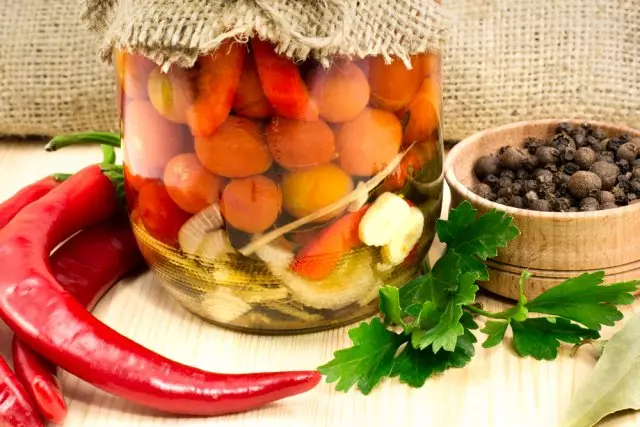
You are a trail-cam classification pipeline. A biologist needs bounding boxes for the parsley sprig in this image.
[318,201,640,394]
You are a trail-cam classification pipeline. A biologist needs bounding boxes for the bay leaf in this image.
[563,314,640,427]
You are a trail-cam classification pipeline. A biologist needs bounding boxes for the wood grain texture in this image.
[0,142,638,427]
[445,119,640,300]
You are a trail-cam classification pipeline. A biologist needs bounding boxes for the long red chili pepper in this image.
[0,356,43,426]
[0,176,60,228]
[0,164,321,416]
[12,219,143,424]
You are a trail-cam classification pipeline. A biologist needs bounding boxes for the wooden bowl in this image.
[445,119,640,300]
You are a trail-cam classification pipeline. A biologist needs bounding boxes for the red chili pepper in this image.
[12,219,143,424]
[0,356,44,426]
[0,176,60,228]
[0,164,320,416]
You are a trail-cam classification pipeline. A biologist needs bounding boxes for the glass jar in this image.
[116,41,444,333]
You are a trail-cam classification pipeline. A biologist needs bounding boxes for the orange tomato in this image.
[220,176,282,233]
[337,108,402,176]
[368,56,423,112]
[308,61,370,123]
[138,181,192,247]
[187,41,245,137]
[122,100,190,186]
[195,116,273,178]
[163,153,224,214]
[147,67,195,123]
[399,76,440,145]
[281,163,354,222]
[232,54,273,119]
[266,117,336,170]
[114,51,156,100]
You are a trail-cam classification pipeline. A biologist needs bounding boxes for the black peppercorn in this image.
[511,182,524,195]
[612,186,627,205]
[590,128,606,140]
[562,162,580,175]
[617,159,631,174]
[516,169,530,180]
[497,187,512,199]
[596,152,615,163]
[525,190,539,203]
[535,169,553,183]
[484,174,499,185]
[590,161,620,190]
[617,142,638,163]
[523,137,544,155]
[498,146,529,170]
[496,197,508,205]
[597,190,616,204]
[509,196,525,209]
[579,197,599,212]
[474,155,500,180]
[472,183,492,199]
[498,176,513,188]
[486,192,497,201]
[524,180,537,192]
[589,136,607,152]
[617,175,632,192]
[630,179,640,194]
[553,197,572,212]
[572,127,587,146]
[536,146,559,166]
[608,138,623,153]
[500,170,516,180]
[600,202,618,210]
[574,147,596,170]
[563,142,577,161]
[556,122,573,134]
[544,164,559,173]
[529,199,551,211]
[568,207,579,212]
[568,171,602,199]
[522,155,539,171]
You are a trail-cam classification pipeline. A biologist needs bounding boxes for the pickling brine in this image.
[117,40,444,333]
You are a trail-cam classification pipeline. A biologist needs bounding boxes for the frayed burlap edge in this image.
[81,0,449,69]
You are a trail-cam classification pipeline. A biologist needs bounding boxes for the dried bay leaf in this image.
[563,314,640,427]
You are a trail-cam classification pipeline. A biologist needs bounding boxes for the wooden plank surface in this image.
[0,142,638,427]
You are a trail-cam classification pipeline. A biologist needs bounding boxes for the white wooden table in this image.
[0,142,638,427]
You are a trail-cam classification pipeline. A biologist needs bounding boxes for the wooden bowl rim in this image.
[445,118,640,219]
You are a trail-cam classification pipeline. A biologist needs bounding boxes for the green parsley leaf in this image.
[526,272,640,330]
[481,321,509,348]
[412,303,463,352]
[398,251,461,309]
[318,318,406,394]
[378,286,405,327]
[511,317,600,360]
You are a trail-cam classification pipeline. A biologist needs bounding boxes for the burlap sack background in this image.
[1,0,640,140]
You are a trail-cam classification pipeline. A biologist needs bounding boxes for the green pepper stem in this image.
[101,145,117,166]
[45,132,121,152]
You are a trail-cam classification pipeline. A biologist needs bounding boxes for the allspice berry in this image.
[574,147,596,170]
[474,155,500,180]
[568,171,602,199]
[579,197,599,212]
[509,196,525,209]
[536,146,559,166]
[498,146,529,170]
[600,202,618,210]
[597,190,616,204]
[472,183,492,199]
[590,161,620,190]
[529,199,551,211]
[617,142,638,163]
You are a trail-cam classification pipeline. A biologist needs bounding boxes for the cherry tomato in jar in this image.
[137,182,192,246]
[266,117,336,170]
[220,175,282,234]
[164,153,224,214]
[368,56,423,112]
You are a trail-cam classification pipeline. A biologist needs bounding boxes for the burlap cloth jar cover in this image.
[1,1,639,140]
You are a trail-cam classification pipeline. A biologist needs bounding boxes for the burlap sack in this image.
[442,0,640,141]
[2,1,640,141]
[0,0,118,137]
[83,0,447,68]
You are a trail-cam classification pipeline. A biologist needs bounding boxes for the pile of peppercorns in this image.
[471,122,640,212]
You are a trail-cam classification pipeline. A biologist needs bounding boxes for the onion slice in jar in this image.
[178,204,224,255]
